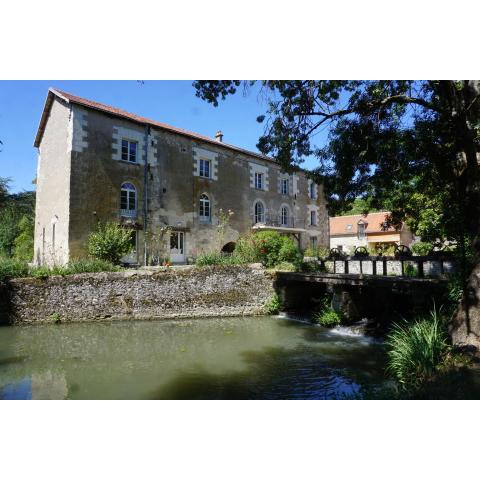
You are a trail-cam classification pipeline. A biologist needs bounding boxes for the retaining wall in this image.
[0,265,276,324]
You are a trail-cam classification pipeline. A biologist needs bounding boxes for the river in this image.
[0,316,391,399]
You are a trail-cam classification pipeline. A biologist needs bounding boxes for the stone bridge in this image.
[274,255,456,324]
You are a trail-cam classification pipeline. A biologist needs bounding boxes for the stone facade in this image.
[1,265,276,324]
[33,89,329,266]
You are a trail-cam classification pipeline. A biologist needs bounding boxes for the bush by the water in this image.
[386,310,449,387]
[312,294,342,327]
[303,245,330,258]
[87,222,133,264]
[265,293,283,314]
[313,309,342,327]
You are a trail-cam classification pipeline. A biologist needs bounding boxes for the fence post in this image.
[345,259,349,274]
[372,258,377,275]
[401,259,404,276]
[383,258,387,276]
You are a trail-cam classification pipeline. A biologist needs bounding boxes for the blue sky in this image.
[0,80,327,193]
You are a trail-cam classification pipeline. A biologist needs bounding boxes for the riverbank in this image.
[0,265,276,325]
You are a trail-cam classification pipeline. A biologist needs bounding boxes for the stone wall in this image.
[0,265,276,325]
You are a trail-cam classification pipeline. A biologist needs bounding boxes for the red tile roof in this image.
[34,88,272,163]
[329,211,400,236]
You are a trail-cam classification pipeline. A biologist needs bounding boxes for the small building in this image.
[329,211,414,253]
[33,88,329,266]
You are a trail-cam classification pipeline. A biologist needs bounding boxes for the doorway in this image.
[170,231,185,263]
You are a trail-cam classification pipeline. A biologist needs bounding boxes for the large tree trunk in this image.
[445,81,480,348]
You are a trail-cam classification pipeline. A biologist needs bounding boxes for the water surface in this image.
[0,316,390,399]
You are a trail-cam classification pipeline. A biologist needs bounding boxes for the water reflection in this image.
[0,317,389,400]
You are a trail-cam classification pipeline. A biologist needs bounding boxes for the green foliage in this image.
[264,293,283,315]
[304,245,330,258]
[337,197,379,216]
[386,310,449,387]
[13,215,34,261]
[272,261,297,272]
[234,231,300,268]
[311,294,342,327]
[0,206,20,257]
[300,261,325,273]
[313,309,342,327]
[411,241,433,256]
[87,222,133,264]
[404,263,418,277]
[0,257,29,282]
[0,256,120,282]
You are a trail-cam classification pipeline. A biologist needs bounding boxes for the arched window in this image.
[120,183,136,216]
[199,194,211,222]
[254,201,265,223]
[281,206,289,226]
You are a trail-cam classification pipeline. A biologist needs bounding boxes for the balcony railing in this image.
[251,214,304,229]
[120,209,137,218]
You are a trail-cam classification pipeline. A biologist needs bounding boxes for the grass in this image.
[0,257,121,282]
[195,252,244,266]
[386,309,449,387]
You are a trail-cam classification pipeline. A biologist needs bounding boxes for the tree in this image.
[13,215,34,261]
[193,80,480,346]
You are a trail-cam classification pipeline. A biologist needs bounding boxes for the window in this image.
[358,222,366,239]
[121,139,137,163]
[281,206,289,226]
[129,230,137,252]
[346,224,353,231]
[310,210,317,226]
[199,159,211,178]
[309,182,316,199]
[254,202,265,223]
[281,178,289,195]
[255,172,263,190]
[199,194,211,222]
[337,245,343,252]
[310,236,318,249]
[120,182,137,215]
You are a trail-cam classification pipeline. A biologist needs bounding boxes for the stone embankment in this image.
[0,265,276,324]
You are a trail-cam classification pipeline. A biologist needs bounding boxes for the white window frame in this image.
[199,194,211,222]
[310,210,317,226]
[281,206,289,226]
[254,201,265,223]
[199,158,211,178]
[281,178,289,195]
[121,139,138,163]
[255,172,263,190]
[120,182,137,216]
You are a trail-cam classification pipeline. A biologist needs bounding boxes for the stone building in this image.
[33,88,329,265]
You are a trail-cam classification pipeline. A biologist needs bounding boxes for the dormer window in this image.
[121,139,137,163]
[346,224,353,231]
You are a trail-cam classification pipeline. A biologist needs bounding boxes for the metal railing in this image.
[120,209,137,218]
[251,214,304,229]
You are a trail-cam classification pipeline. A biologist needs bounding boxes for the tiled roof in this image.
[329,211,399,236]
[34,88,272,162]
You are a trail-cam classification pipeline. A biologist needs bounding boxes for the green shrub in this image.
[272,261,297,272]
[234,231,300,267]
[304,246,330,258]
[411,241,433,256]
[386,310,449,387]
[0,257,29,282]
[87,222,133,264]
[13,215,34,261]
[66,258,120,274]
[265,293,283,314]
[196,252,226,266]
[312,309,342,327]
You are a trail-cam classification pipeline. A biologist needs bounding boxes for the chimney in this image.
[215,130,223,142]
